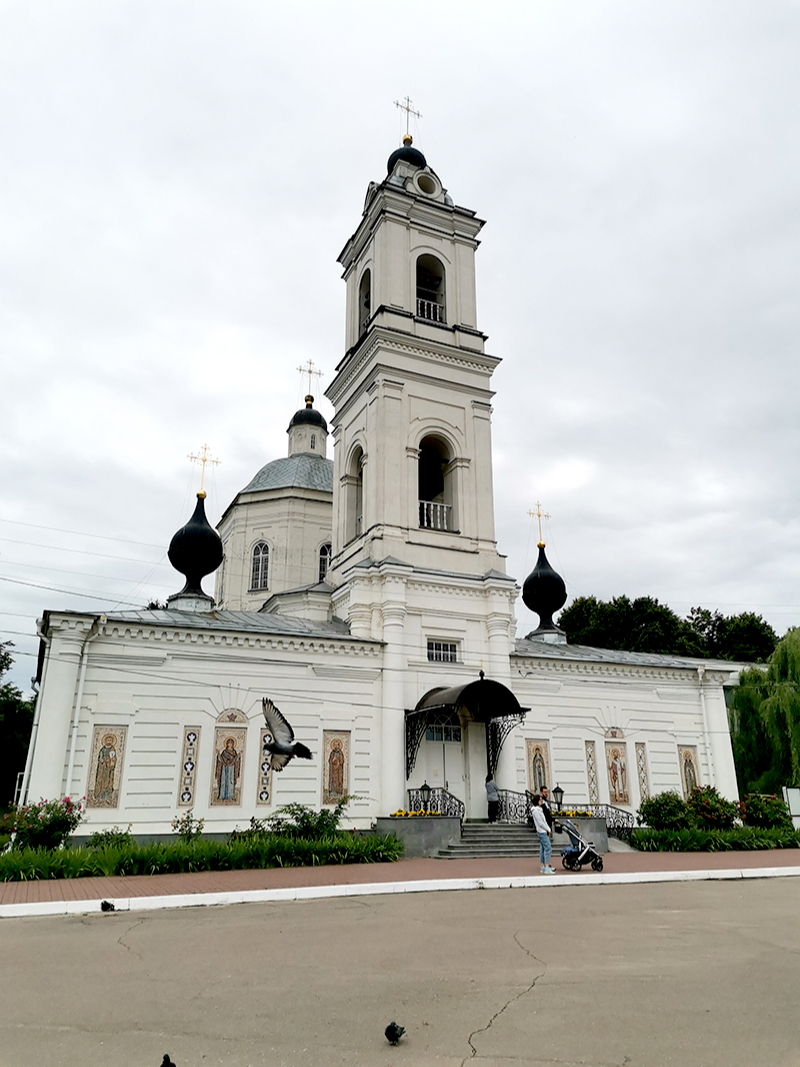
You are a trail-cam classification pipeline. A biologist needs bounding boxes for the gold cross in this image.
[394,95,422,136]
[188,444,221,493]
[527,502,550,546]
[297,360,323,395]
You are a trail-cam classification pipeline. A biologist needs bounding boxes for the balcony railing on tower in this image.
[419,500,451,531]
[416,298,445,323]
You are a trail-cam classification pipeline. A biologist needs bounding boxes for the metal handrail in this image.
[407,787,465,827]
[554,803,635,843]
[497,788,536,825]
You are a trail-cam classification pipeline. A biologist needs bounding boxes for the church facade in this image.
[20,139,739,836]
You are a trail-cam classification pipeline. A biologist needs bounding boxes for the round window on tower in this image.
[413,171,440,197]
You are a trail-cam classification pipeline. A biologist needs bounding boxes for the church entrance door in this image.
[419,715,465,806]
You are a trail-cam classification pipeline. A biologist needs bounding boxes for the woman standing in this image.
[531,793,554,874]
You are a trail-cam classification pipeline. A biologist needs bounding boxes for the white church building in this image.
[21,137,739,836]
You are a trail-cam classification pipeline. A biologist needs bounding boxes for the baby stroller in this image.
[554,818,604,872]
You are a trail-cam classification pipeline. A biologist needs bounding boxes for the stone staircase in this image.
[436,820,540,860]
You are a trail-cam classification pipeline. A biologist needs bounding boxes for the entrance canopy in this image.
[413,674,528,724]
[406,672,529,780]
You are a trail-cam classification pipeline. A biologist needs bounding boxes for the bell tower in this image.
[326,137,506,582]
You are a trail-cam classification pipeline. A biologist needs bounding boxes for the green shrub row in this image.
[637,787,793,833]
[631,826,800,852]
[0,832,404,883]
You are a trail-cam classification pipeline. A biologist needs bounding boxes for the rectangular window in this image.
[427,640,458,663]
[425,725,462,743]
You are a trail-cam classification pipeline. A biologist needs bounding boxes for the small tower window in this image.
[251,541,269,590]
[318,542,332,583]
[416,254,445,324]
[311,434,316,451]
[358,269,371,336]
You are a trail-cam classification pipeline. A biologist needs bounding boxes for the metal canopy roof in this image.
[413,675,528,723]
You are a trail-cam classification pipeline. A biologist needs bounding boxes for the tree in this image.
[729,629,800,794]
[686,607,777,662]
[557,595,704,657]
[556,596,779,662]
[0,642,35,807]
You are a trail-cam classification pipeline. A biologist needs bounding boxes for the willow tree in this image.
[729,629,800,794]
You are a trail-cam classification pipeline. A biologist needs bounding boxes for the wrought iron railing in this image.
[416,298,445,323]
[419,500,451,530]
[581,804,635,842]
[407,787,465,825]
[497,789,536,825]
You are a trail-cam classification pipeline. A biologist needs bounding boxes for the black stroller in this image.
[555,818,604,872]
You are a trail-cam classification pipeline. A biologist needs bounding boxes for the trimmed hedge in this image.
[631,826,800,852]
[0,832,404,882]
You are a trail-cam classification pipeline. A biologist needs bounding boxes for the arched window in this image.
[416,255,445,324]
[358,269,371,335]
[311,433,316,451]
[345,446,364,543]
[318,542,332,583]
[418,435,453,531]
[250,541,269,590]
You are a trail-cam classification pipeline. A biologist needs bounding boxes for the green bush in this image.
[739,793,793,830]
[9,797,85,850]
[0,831,404,882]
[86,826,133,850]
[637,791,691,831]
[234,797,361,841]
[170,809,204,841]
[631,826,800,852]
[686,786,739,830]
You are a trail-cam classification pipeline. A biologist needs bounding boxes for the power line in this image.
[0,574,149,607]
[0,535,164,565]
[0,516,163,549]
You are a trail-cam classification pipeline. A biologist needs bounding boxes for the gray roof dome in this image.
[241,454,333,494]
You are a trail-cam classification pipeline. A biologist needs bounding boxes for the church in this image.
[20,137,739,837]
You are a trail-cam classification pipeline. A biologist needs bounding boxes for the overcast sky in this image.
[2,1,799,691]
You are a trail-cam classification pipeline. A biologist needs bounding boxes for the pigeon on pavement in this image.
[100,900,115,912]
[385,1022,405,1046]
[161,1056,176,1067]
[261,698,313,771]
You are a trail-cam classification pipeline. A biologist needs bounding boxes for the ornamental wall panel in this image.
[322,730,351,805]
[256,727,275,806]
[86,725,128,809]
[605,740,630,805]
[525,739,551,795]
[585,741,599,802]
[635,742,650,801]
[678,745,700,798]
[177,727,201,807]
[210,710,248,807]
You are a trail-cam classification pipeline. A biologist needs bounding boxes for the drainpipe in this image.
[18,619,50,806]
[65,615,106,799]
[697,666,715,784]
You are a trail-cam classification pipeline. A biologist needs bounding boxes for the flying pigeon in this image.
[385,1022,405,1046]
[261,698,313,771]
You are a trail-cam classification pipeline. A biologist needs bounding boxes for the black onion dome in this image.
[522,544,567,632]
[387,135,426,174]
[287,395,327,432]
[168,492,223,597]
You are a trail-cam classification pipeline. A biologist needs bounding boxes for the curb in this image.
[3,864,800,919]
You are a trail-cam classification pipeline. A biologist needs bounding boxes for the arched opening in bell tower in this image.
[345,446,364,543]
[415,255,446,324]
[418,435,454,531]
[358,269,371,336]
